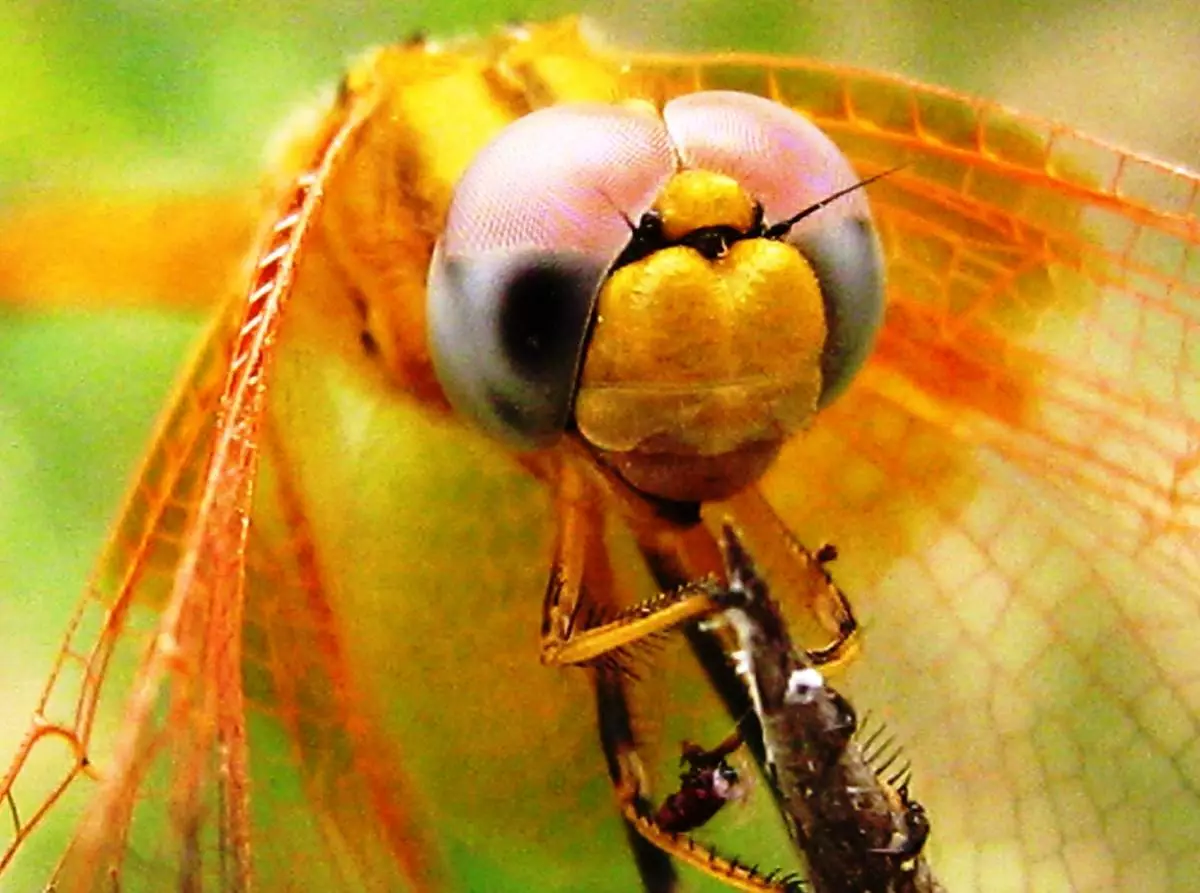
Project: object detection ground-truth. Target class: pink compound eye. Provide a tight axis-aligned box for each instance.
[428,103,676,444]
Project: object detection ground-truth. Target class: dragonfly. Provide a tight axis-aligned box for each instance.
[1,13,1198,892]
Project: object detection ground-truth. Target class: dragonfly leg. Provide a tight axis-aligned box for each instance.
[537,441,857,670]
[539,458,718,668]
[595,667,803,893]
[535,456,803,891]
[715,486,859,670]
[593,667,678,893]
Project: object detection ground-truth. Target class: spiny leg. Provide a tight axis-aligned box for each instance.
[710,526,943,893]
[594,668,677,893]
[539,457,718,669]
[547,476,679,892]
[622,484,862,853]
[576,504,779,892]
[633,524,940,891]
[595,666,805,893]
[624,502,777,809]
[597,672,806,893]
[717,486,859,669]
[542,458,692,892]
[535,455,813,891]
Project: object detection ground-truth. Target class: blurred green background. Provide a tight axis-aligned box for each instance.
[1,1,1196,889]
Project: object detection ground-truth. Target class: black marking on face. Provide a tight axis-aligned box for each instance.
[610,204,768,271]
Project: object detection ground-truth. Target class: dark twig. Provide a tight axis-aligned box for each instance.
[711,525,947,893]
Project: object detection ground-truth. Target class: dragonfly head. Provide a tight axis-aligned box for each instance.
[428,91,884,501]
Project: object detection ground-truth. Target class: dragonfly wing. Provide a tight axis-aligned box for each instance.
[1,293,230,886]
[0,81,453,892]
[0,310,442,891]
[608,42,1199,892]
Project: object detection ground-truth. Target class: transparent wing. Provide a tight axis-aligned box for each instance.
[611,46,1199,892]
[0,308,445,891]
[0,82,451,892]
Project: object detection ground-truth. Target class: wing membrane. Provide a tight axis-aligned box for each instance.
[608,43,1200,891]
[0,297,230,880]
[0,76,447,892]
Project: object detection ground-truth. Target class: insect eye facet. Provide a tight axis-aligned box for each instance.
[792,216,884,406]
[663,91,885,407]
[427,103,676,445]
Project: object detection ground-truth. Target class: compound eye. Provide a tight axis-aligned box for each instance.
[791,217,884,406]
[428,103,675,445]
[665,91,885,406]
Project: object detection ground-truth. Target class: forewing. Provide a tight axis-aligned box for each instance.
[0,81,437,891]
[0,288,232,885]
[615,47,1200,891]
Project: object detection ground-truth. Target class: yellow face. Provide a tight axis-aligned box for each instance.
[575,169,828,501]
[1,13,1198,893]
